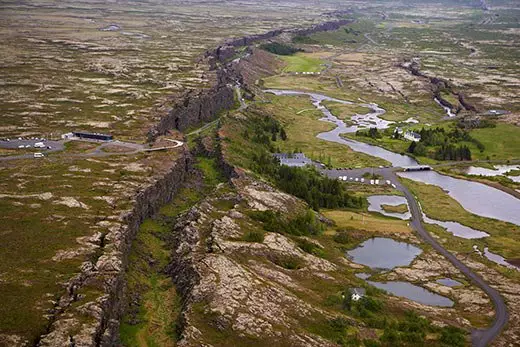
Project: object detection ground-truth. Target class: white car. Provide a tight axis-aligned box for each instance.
[34,152,44,158]
[355,178,359,182]
[375,179,380,185]
[360,178,365,183]
[386,180,391,185]
[18,145,25,148]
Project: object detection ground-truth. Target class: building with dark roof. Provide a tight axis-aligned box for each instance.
[72,132,113,141]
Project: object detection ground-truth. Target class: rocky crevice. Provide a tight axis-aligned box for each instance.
[37,17,352,346]
[37,150,193,346]
[400,58,479,114]
[148,18,353,142]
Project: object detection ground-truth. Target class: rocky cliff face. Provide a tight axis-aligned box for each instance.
[400,59,479,114]
[148,18,353,141]
[166,175,344,346]
[37,150,192,346]
[38,18,353,346]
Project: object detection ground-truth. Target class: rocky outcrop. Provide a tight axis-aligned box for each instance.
[148,18,353,142]
[166,176,343,346]
[400,58,479,114]
[39,17,355,346]
[37,149,192,346]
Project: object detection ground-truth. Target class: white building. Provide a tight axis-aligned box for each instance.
[273,153,313,167]
[403,131,421,142]
[350,288,366,302]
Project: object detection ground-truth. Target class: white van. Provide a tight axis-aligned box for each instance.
[34,142,45,148]
[34,152,44,158]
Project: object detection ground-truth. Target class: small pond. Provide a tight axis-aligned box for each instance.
[367,195,410,220]
[422,214,489,239]
[484,247,520,271]
[347,237,422,271]
[367,280,454,307]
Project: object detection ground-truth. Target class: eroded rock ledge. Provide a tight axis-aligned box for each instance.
[38,17,353,347]
[37,150,192,346]
[147,18,353,141]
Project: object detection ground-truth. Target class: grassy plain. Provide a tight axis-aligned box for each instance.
[381,203,408,214]
[257,95,388,168]
[280,53,325,73]
[323,210,412,235]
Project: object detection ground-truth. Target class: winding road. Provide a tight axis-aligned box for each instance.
[324,166,509,346]
[389,170,508,347]
[268,89,510,346]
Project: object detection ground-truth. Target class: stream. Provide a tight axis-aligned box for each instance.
[265,89,520,226]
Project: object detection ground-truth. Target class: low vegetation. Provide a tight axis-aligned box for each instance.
[259,42,302,56]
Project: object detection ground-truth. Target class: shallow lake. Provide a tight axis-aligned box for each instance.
[367,195,411,220]
[368,280,454,307]
[347,237,422,271]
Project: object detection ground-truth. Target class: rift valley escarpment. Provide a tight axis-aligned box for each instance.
[36,18,354,346]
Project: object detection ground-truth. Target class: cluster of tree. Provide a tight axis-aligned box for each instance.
[356,127,382,139]
[457,117,496,130]
[277,165,364,210]
[344,27,361,35]
[248,209,324,237]
[244,115,287,146]
[433,143,472,161]
[292,35,319,44]
[380,311,465,347]
[244,113,364,211]
[324,285,467,347]
[259,42,302,56]
[407,126,484,160]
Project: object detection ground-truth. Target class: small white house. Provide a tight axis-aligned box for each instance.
[404,131,421,142]
[350,288,366,302]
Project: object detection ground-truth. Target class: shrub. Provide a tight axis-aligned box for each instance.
[297,238,325,257]
[271,254,304,270]
[292,35,319,44]
[249,209,324,237]
[259,42,302,55]
[439,326,466,347]
[243,230,265,243]
[333,229,351,244]
[363,339,380,347]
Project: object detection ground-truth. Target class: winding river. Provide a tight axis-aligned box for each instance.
[265,89,520,226]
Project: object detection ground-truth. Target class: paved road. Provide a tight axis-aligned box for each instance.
[322,167,508,346]
[0,138,184,161]
[391,171,508,347]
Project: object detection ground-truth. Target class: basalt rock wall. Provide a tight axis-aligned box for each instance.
[148,19,353,142]
[38,149,193,346]
[39,17,352,346]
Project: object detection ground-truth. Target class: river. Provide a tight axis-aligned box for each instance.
[265,89,520,226]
